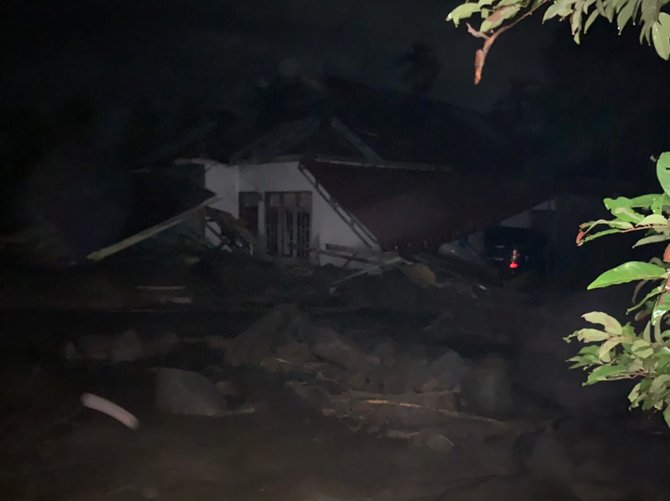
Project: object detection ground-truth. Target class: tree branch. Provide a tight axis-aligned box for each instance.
[466,2,547,85]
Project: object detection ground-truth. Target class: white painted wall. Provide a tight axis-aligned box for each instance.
[204,160,377,266]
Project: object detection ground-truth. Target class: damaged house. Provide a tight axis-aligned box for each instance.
[171,76,553,270]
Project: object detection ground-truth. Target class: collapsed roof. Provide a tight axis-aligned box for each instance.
[153,74,515,173]
[304,158,552,249]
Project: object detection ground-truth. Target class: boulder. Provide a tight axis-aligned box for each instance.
[215,380,238,397]
[109,329,144,363]
[276,342,318,365]
[155,368,228,416]
[225,304,303,366]
[429,349,470,391]
[375,355,431,394]
[311,328,380,372]
[370,339,397,367]
[76,335,113,361]
[401,263,439,288]
[461,355,513,417]
[144,330,179,357]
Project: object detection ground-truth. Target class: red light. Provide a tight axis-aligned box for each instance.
[509,261,519,269]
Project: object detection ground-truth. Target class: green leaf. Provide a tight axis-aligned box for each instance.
[567,345,600,366]
[613,207,646,223]
[638,214,669,226]
[616,0,638,32]
[627,286,663,314]
[581,218,634,231]
[598,336,624,362]
[650,374,670,393]
[658,152,670,195]
[579,228,625,245]
[587,261,668,290]
[582,311,623,334]
[634,234,670,248]
[543,3,562,21]
[584,8,600,32]
[575,328,611,342]
[632,339,654,358]
[447,3,481,26]
[664,406,670,427]
[652,13,670,60]
[585,364,628,385]
[571,7,583,38]
[543,0,574,21]
[628,382,642,405]
[651,193,670,214]
[481,5,522,31]
[630,193,662,208]
[652,293,670,326]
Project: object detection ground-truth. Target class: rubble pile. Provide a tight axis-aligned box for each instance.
[222,302,524,450]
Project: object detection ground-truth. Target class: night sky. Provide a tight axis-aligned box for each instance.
[1,0,552,115]
[2,0,670,190]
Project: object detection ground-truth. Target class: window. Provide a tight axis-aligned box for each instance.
[238,192,260,235]
[265,192,312,259]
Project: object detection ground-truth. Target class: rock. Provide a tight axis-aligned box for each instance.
[311,328,380,372]
[64,341,79,361]
[276,342,317,365]
[377,355,431,393]
[155,368,228,416]
[429,349,470,391]
[385,429,454,452]
[461,355,513,417]
[418,378,442,393]
[215,380,238,397]
[76,335,113,361]
[142,487,159,499]
[522,431,574,483]
[225,304,302,366]
[144,330,179,357]
[425,303,510,347]
[443,475,580,501]
[415,430,455,452]
[401,263,439,288]
[286,380,332,409]
[110,329,144,363]
[371,339,396,367]
[203,335,229,352]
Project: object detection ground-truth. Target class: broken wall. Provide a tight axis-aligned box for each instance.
[205,160,379,266]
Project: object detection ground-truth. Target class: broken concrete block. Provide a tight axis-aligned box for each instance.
[77,335,113,361]
[215,380,238,397]
[276,342,318,365]
[429,349,470,391]
[203,335,229,352]
[155,368,228,417]
[225,304,301,366]
[311,328,380,372]
[415,430,455,452]
[110,329,144,363]
[376,355,431,394]
[461,355,513,417]
[144,330,179,357]
[371,339,397,367]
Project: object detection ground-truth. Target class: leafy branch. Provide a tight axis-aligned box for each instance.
[447,0,670,84]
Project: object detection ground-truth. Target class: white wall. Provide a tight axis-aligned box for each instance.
[205,163,239,216]
[205,160,377,266]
